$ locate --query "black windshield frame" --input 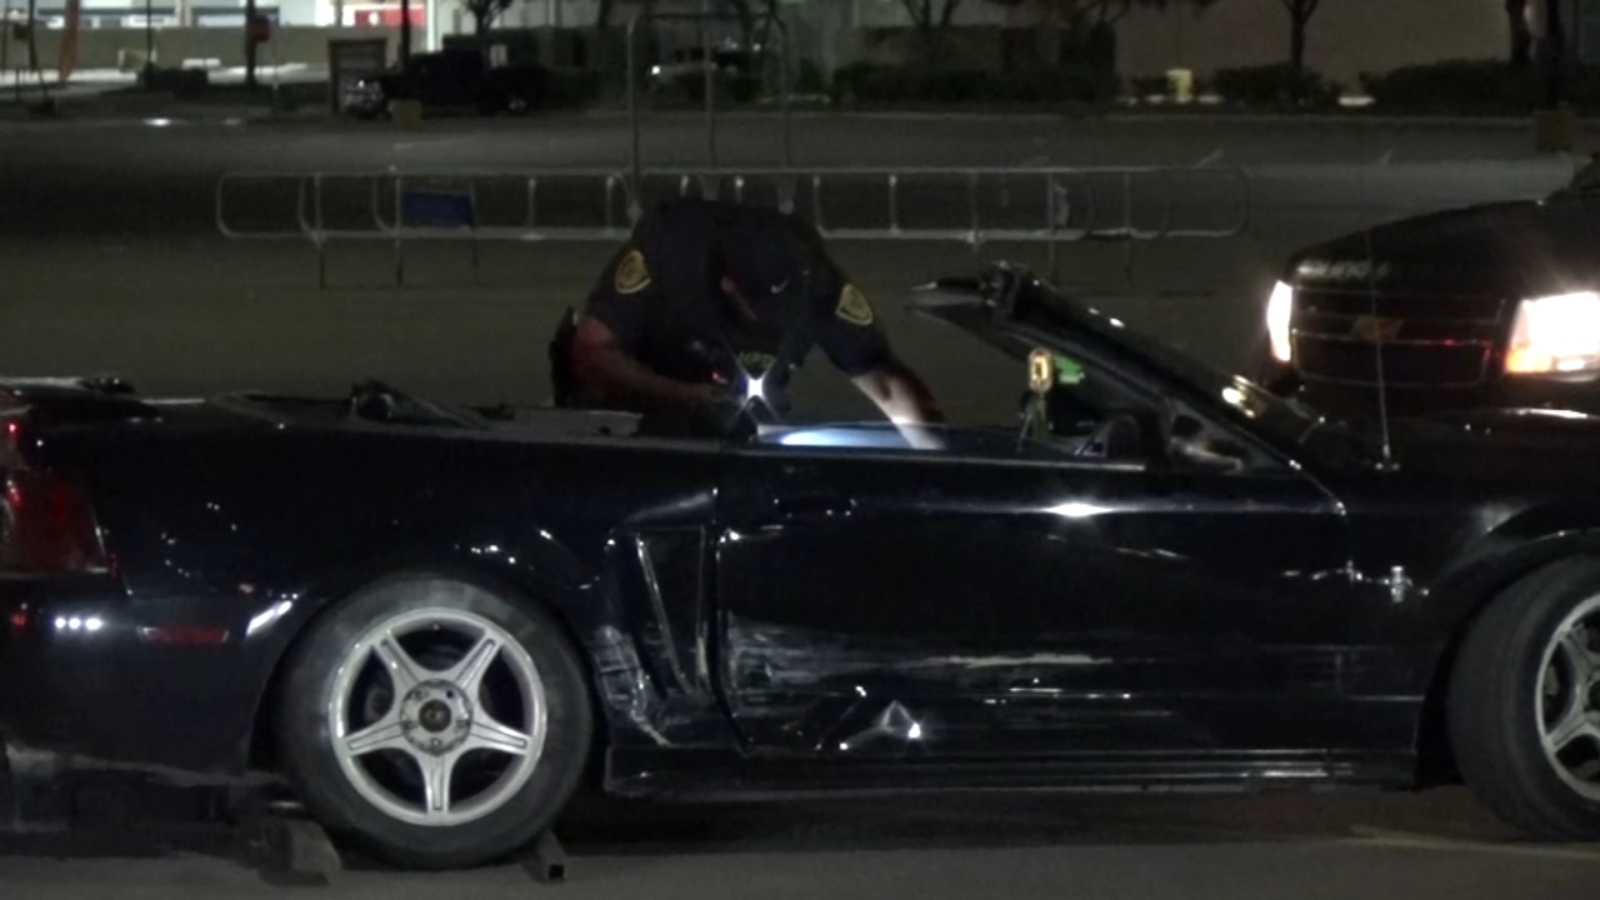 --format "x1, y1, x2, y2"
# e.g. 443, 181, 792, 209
1014, 283, 1324, 439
